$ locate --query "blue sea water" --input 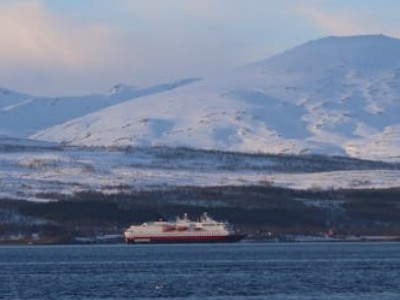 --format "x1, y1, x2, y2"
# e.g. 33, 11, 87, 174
0, 242, 399, 299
